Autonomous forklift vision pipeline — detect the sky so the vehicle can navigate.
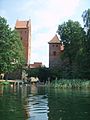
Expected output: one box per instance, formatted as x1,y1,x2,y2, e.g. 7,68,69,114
0,0,90,67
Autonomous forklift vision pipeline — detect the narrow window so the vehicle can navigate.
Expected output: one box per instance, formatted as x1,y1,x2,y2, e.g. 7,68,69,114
53,51,56,56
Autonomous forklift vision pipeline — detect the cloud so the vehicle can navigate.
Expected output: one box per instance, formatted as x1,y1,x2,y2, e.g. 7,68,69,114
28,0,80,42
10,0,80,33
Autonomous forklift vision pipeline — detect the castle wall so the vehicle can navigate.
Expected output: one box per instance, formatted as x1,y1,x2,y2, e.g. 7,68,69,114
15,20,31,66
16,28,28,64
49,43,62,68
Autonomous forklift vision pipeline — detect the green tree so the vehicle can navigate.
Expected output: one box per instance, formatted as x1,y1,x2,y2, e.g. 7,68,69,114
57,20,85,78
81,9,90,79
0,17,25,74
49,67,63,80
27,67,50,83
27,68,39,78
38,67,50,83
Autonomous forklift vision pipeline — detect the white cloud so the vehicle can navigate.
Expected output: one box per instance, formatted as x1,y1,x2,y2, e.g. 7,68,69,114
13,0,80,33
34,0,80,29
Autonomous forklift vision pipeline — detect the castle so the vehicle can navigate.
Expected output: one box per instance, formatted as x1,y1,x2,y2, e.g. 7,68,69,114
15,19,43,68
15,20,63,68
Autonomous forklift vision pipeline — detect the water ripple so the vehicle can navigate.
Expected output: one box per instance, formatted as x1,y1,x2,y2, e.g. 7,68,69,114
26,94,49,120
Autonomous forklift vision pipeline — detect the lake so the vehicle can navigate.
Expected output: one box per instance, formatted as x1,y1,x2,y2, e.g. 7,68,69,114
0,84,90,120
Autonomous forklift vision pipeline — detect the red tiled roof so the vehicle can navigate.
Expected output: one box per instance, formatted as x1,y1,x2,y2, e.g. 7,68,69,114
48,34,61,44
15,20,28,28
29,62,43,68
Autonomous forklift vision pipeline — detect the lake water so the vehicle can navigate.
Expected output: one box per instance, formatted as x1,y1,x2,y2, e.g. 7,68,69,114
0,84,90,120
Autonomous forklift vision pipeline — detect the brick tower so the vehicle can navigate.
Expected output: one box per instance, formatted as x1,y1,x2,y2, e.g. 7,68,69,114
15,19,31,66
48,34,64,68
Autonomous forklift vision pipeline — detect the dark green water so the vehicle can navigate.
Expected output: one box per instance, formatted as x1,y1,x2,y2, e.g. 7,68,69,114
0,84,90,120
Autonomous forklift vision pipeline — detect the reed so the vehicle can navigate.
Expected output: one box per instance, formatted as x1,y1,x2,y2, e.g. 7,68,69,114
50,79,90,89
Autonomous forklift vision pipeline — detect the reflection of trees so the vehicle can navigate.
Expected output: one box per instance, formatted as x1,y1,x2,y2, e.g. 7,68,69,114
0,84,3,95
1,85,90,120
0,85,31,120
48,89,90,120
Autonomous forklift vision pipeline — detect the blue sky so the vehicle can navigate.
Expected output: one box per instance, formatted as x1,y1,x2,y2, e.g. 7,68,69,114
0,0,90,67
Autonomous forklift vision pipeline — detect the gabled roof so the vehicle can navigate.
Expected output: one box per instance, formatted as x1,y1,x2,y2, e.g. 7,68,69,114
15,20,29,28
48,34,61,44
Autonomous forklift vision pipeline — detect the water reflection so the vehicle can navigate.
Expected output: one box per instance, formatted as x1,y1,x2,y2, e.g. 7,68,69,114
31,84,38,95
48,89,90,120
26,84,49,120
0,84,90,120
0,84,3,95
0,84,26,120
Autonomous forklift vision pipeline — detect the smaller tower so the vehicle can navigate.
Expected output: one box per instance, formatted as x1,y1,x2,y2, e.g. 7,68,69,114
48,34,64,68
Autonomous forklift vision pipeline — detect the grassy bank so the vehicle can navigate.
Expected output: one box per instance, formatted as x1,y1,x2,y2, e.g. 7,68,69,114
50,79,90,89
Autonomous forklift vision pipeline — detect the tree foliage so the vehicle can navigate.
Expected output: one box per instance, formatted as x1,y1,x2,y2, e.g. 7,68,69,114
57,20,86,78
81,9,90,79
56,10,90,80
27,67,50,83
0,17,25,74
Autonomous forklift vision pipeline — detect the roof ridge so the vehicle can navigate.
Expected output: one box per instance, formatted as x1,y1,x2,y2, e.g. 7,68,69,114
15,20,30,28
48,34,61,44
